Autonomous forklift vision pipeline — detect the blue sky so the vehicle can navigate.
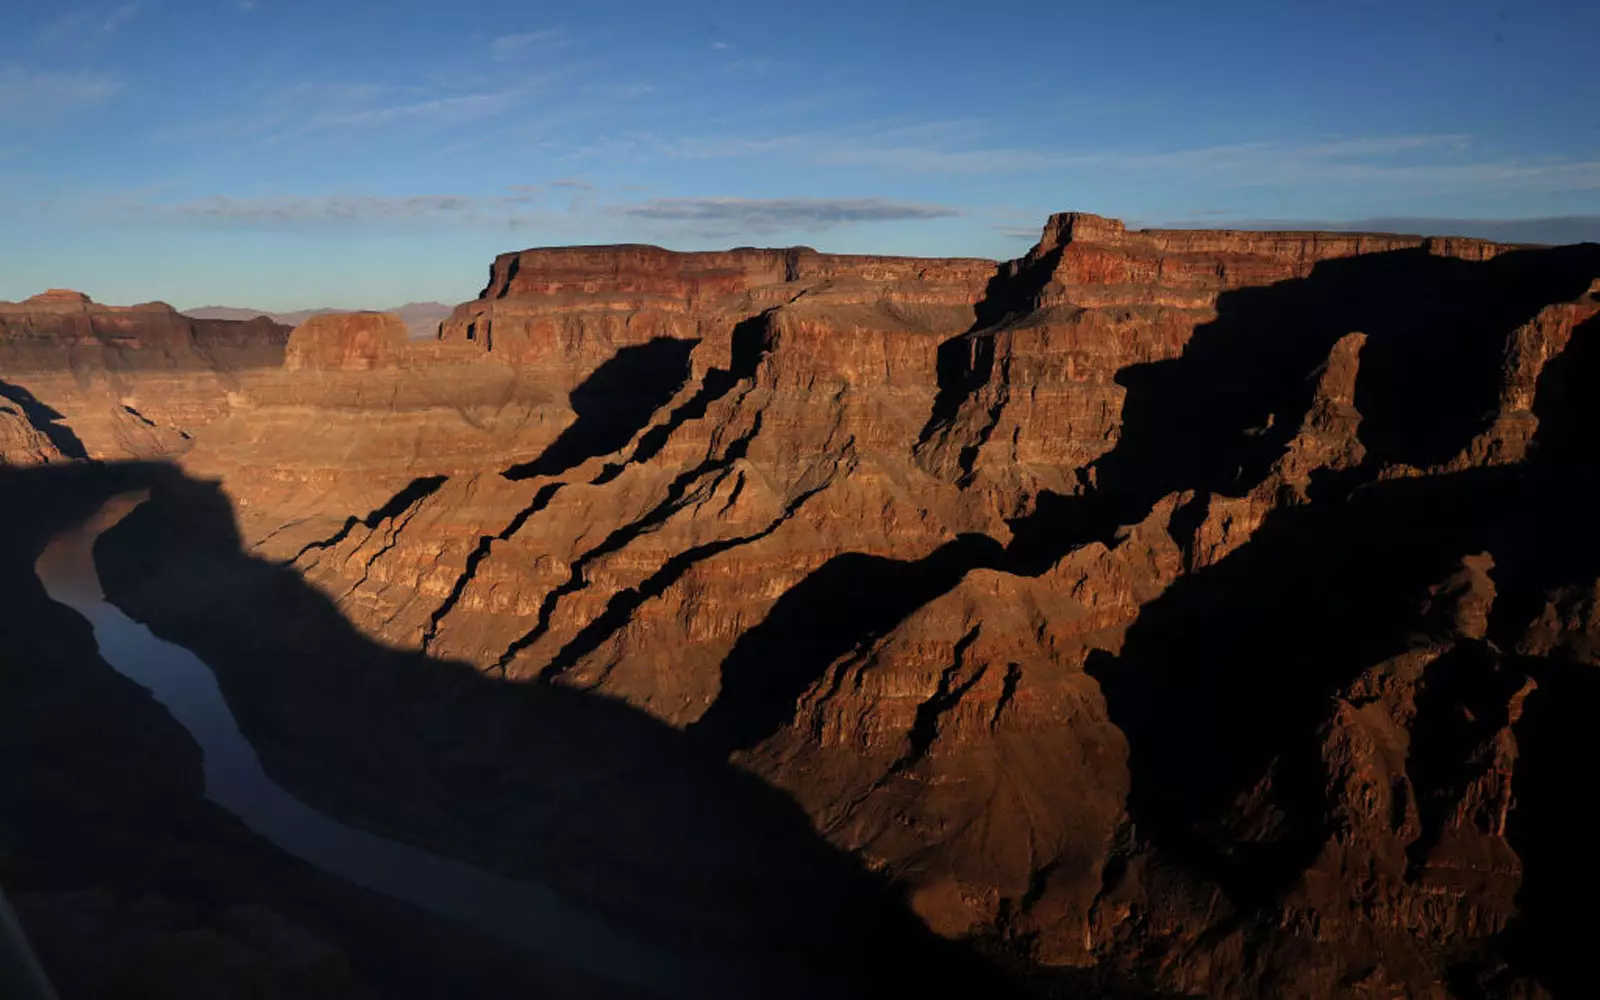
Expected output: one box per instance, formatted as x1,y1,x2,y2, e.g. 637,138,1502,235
2,0,1597,310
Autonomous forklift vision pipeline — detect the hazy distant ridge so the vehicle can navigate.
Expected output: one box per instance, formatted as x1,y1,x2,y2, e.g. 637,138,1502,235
184,302,452,340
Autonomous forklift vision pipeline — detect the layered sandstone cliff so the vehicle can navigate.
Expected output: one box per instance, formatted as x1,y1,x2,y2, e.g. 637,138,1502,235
17,215,1600,998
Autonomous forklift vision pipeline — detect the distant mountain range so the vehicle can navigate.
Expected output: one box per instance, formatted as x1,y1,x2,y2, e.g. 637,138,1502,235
183,301,453,340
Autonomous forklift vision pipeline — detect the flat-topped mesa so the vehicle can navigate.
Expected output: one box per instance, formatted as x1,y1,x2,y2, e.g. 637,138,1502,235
477,245,797,301
439,243,998,372
284,312,410,372
473,244,997,302
1020,211,1528,310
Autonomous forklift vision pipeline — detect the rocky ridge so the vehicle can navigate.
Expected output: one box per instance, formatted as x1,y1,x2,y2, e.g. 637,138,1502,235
0,290,290,459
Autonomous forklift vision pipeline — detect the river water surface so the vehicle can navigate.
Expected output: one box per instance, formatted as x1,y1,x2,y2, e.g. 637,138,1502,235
35,493,732,997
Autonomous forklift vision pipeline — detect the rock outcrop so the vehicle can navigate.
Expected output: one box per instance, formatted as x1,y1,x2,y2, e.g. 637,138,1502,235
13,214,1600,998
0,389,66,465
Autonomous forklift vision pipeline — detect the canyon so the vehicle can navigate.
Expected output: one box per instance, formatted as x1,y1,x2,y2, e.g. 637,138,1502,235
3,212,1600,998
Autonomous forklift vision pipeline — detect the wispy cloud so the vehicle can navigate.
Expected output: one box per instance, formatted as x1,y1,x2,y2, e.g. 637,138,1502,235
490,29,567,60
155,76,542,144
0,66,122,118
305,90,520,128
664,130,1483,176
69,189,961,241
173,194,478,223
622,197,959,232
993,224,1043,241
37,193,477,229
581,81,656,100
560,127,1600,197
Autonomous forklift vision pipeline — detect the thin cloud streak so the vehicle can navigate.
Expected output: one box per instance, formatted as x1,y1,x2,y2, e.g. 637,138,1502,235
306,91,521,128
67,190,962,240
580,128,1598,195
490,29,567,59
993,225,1043,241
624,196,959,231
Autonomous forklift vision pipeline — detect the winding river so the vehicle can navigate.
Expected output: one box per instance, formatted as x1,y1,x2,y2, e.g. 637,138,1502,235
35,494,731,997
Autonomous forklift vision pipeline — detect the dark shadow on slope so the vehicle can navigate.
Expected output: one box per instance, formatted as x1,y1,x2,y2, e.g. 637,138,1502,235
917,247,1062,447
1088,308,1600,917
1402,641,1528,875
1483,313,1600,997
1500,656,1600,1000
422,481,566,652
690,534,1005,755
503,415,766,674
628,314,769,467
1085,466,1525,907
921,326,996,442
0,378,89,459
82,463,1021,1000
289,474,449,561
542,481,828,683
1008,244,1600,564
504,338,697,481
1485,310,1600,644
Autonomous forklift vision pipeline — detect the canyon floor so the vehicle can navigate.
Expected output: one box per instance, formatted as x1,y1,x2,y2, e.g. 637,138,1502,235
4,213,1600,998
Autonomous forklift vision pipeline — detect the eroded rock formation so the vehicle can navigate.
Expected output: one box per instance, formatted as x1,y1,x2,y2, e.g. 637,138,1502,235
9,214,1600,998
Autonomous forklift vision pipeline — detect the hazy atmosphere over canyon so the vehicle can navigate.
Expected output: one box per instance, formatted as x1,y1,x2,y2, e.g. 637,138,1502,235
3,2,1599,999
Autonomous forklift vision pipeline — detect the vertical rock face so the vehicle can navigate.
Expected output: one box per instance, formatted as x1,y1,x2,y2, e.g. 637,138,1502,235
26,216,1600,997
